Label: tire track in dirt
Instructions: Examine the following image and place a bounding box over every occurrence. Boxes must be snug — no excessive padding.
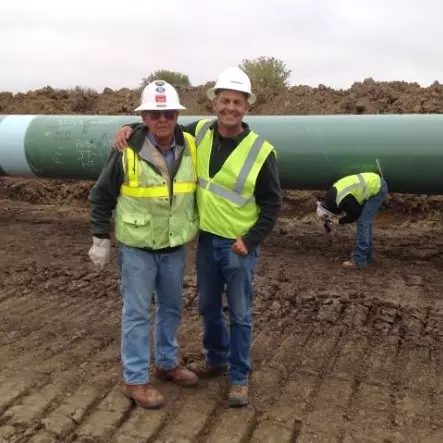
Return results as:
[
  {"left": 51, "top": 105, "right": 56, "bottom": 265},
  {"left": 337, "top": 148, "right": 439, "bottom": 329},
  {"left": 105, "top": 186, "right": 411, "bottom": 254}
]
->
[
  {"left": 0, "top": 303, "right": 120, "bottom": 376},
  {"left": 0, "top": 345, "right": 122, "bottom": 443},
  {"left": 0, "top": 296, "right": 106, "bottom": 349}
]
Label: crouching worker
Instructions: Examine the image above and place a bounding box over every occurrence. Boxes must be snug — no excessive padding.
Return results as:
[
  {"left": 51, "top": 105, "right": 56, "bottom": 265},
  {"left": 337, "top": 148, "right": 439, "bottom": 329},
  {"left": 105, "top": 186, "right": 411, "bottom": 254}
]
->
[
  {"left": 87, "top": 80, "right": 199, "bottom": 409},
  {"left": 316, "top": 172, "right": 388, "bottom": 270}
]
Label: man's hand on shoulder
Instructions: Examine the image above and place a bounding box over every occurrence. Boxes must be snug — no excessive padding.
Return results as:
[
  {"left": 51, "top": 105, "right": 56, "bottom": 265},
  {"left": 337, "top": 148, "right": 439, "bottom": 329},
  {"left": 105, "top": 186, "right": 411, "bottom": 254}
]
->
[{"left": 114, "top": 126, "right": 134, "bottom": 151}]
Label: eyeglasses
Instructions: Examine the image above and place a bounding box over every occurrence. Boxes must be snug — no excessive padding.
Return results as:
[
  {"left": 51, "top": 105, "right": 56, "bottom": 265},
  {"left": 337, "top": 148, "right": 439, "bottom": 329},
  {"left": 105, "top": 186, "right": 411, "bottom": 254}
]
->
[{"left": 146, "top": 111, "right": 177, "bottom": 121}]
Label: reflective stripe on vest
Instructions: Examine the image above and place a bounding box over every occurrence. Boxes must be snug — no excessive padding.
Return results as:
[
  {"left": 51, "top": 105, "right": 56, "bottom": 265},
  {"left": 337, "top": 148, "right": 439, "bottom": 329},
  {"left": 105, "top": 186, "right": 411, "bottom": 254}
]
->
[
  {"left": 335, "top": 173, "right": 369, "bottom": 205},
  {"left": 197, "top": 136, "right": 265, "bottom": 207},
  {"left": 184, "top": 132, "right": 197, "bottom": 182},
  {"left": 198, "top": 177, "right": 254, "bottom": 206},
  {"left": 195, "top": 120, "right": 214, "bottom": 146},
  {"left": 121, "top": 141, "right": 196, "bottom": 198},
  {"left": 195, "top": 121, "right": 265, "bottom": 207}
]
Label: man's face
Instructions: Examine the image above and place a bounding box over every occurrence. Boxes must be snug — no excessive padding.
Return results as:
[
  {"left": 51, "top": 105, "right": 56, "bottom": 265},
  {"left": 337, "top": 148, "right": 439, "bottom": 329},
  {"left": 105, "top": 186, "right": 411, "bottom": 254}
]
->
[
  {"left": 142, "top": 110, "right": 178, "bottom": 139},
  {"left": 212, "top": 90, "right": 249, "bottom": 128}
]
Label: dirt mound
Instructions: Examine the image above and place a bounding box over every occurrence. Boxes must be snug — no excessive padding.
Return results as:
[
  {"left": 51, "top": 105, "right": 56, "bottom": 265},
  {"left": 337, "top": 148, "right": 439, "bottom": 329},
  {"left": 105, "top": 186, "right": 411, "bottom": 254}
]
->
[
  {"left": 1, "top": 78, "right": 443, "bottom": 116},
  {"left": 0, "top": 177, "right": 93, "bottom": 207},
  {"left": 2, "top": 178, "right": 443, "bottom": 228}
]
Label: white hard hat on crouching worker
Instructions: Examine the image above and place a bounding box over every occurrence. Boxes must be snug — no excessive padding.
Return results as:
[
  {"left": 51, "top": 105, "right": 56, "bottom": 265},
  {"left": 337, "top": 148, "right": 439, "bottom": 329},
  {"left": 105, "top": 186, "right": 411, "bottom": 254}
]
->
[
  {"left": 316, "top": 201, "right": 335, "bottom": 220},
  {"left": 134, "top": 80, "right": 186, "bottom": 112},
  {"left": 207, "top": 67, "right": 256, "bottom": 105}
]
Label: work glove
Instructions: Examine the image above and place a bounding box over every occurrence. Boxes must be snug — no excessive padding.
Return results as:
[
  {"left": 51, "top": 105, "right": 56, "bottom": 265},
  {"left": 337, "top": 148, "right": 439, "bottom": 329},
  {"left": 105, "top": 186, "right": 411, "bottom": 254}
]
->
[{"left": 88, "top": 236, "right": 111, "bottom": 269}]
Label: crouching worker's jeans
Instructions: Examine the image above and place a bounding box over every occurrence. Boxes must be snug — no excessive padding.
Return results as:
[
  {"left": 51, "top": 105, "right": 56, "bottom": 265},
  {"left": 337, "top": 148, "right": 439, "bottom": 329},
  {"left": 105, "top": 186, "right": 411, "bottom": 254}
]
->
[
  {"left": 117, "top": 243, "right": 186, "bottom": 385},
  {"left": 352, "top": 178, "right": 388, "bottom": 265}
]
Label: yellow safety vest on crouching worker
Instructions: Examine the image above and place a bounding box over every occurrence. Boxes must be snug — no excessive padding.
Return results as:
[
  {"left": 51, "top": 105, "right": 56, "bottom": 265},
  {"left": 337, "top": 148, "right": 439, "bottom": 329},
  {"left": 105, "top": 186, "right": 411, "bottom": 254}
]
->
[
  {"left": 195, "top": 119, "right": 276, "bottom": 239},
  {"left": 114, "top": 132, "right": 199, "bottom": 249},
  {"left": 334, "top": 172, "right": 381, "bottom": 206}
]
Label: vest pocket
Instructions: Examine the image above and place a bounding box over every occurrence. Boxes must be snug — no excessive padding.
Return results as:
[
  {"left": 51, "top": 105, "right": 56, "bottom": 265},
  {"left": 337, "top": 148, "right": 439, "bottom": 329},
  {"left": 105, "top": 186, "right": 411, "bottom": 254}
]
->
[
  {"left": 121, "top": 213, "right": 152, "bottom": 247},
  {"left": 122, "top": 213, "right": 150, "bottom": 226}
]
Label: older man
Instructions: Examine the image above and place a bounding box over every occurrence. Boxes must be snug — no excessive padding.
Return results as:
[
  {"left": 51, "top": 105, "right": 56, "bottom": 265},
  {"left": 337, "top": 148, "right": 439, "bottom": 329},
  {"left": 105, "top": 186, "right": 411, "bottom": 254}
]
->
[
  {"left": 88, "top": 80, "right": 199, "bottom": 409},
  {"left": 113, "top": 67, "right": 282, "bottom": 407}
]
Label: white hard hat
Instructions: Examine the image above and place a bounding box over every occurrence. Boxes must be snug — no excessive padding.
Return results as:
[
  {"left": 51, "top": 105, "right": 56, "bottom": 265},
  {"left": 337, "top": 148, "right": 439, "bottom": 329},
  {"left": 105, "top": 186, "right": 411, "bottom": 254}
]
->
[
  {"left": 134, "top": 80, "right": 186, "bottom": 112},
  {"left": 316, "top": 201, "right": 335, "bottom": 220},
  {"left": 207, "top": 67, "right": 256, "bottom": 105}
]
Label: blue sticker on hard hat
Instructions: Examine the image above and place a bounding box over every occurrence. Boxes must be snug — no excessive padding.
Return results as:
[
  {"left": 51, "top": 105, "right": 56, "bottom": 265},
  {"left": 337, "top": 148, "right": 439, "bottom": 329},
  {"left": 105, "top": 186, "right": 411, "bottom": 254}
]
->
[
  {"left": 156, "top": 86, "right": 165, "bottom": 93},
  {"left": 155, "top": 80, "right": 165, "bottom": 86}
]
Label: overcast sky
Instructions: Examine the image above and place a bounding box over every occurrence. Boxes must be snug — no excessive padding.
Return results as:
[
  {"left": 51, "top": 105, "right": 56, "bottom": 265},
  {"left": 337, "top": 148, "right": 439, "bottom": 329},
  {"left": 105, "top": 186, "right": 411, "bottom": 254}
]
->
[{"left": 1, "top": 0, "right": 441, "bottom": 93}]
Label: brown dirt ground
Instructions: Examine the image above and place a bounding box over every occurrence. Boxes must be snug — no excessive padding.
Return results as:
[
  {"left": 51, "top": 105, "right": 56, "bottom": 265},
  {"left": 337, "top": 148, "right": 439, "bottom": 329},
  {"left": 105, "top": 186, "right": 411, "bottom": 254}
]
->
[{"left": 1, "top": 83, "right": 443, "bottom": 442}]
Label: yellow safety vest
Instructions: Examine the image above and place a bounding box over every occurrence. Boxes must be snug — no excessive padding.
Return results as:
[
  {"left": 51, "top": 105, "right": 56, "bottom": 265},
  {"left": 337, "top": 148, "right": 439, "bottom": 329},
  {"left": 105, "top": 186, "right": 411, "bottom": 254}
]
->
[
  {"left": 195, "top": 119, "right": 275, "bottom": 239},
  {"left": 334, "top": 172, "right": 381, "bottom": 205},
  {"left": 114, "top": 132, "right": 198, "bottom": 249}
]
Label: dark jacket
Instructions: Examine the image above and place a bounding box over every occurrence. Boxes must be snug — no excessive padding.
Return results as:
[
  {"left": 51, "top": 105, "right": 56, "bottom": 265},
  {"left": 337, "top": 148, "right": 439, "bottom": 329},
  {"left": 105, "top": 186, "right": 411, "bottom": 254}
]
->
[
  {"left": 324, "top": 187, "right": 363, "bottom": 224},
  {"left": 126, "top": 119, "right": 282, "bottom": 251},
  {"left": 89, "top": 125, "right": 188, "bottom": 248}
]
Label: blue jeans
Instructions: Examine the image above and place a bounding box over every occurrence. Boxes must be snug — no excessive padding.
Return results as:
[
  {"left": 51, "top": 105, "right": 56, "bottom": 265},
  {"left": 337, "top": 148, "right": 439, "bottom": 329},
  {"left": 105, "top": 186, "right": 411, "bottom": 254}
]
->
[
  {"left": 352, "top": 178, "right": 388, "bottom": 265},
  {"left": 196, "top": 232, "right": 259, "bottom": 385},
  {"left": 117, "top": 244, "right": 186, "bottom": 385}
]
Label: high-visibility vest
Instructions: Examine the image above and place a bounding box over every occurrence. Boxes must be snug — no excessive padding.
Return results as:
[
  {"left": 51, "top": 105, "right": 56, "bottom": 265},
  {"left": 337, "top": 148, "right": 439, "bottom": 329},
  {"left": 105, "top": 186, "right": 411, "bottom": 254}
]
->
[
  {"left": 334, "top": 172, "right": 381, "bottom": 205},
  {"left": 195, "top": 119, "right": 275, "bottom": 238},
  {"left": 114, "top": 132, "right": 198, "bottom": 249}
]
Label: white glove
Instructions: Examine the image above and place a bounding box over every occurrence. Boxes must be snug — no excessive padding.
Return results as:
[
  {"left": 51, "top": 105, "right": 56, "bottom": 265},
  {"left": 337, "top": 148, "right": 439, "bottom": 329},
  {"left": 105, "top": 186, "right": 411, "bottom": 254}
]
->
[{"left": 88, "top": 236, "right": 111, "bottom": 269}]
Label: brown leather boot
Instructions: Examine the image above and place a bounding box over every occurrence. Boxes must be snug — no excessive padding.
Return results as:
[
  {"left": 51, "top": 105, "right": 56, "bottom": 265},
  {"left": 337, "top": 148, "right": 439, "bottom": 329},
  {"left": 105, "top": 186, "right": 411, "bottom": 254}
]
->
[
  {"left": 155, "top": 366, "right": 199, "bottom": 387},
  {"left": 120, "top": 382, "right": 164, "bottom": 409},
  {"left": 342, "top": 259, "right": 367, "bottom": 270},
  {"left": 228, "top": 384, "right": 249, "bottom": 407}
]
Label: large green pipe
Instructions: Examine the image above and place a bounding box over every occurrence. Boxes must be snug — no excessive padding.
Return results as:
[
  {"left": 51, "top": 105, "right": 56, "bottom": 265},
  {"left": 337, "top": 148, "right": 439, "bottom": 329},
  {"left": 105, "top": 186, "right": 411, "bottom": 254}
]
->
[{"left": 0, "top": 114, "right": 442, "bottom": 194}]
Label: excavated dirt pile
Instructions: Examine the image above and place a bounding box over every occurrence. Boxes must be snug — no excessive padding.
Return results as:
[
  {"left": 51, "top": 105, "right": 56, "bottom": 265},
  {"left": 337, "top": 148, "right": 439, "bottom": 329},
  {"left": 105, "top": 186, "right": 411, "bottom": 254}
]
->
[
  {"left": 1, "top": 81, "right": 443, "bottom": 443},
  {"left": 1, "top": 78, "right": 443, "bottom": 116}
]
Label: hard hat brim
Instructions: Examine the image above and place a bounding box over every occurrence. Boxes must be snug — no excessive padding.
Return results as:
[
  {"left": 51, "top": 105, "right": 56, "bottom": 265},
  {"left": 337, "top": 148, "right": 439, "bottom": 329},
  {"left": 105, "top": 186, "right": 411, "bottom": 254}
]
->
[
  {"left": 134, "top": 104, "right": 187, "bottom": 112},
  {"left": 207, "top": 87, "right": 256, "bottom": 105},
  {"left": 316, "top": 201, "right": 336, "bottom": 219}
]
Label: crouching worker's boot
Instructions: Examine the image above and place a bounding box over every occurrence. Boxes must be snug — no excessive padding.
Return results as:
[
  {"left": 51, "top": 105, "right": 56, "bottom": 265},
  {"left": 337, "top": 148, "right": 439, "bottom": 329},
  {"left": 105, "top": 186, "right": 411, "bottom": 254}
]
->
[
  {"left": 120, "top": 382, "right": 164, "bottom": 409},
  {"left": 228, "top": 384, "right": 249, "bottom": 407},
  {"left": 342, "top": 259, "right": 367, "bottom": 270}
]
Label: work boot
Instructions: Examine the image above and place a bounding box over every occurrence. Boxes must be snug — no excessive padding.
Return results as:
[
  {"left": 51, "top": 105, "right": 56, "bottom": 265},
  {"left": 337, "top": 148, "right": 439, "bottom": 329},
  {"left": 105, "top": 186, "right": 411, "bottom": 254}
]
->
[
  {"left": 120, "top": 382, "right": 164, "bottom": 409},
  {"left": 187, "top": 361, "right": 228, "bottom": 379},
  {"left": 155, "top": 365, "right": 199, "bottom": 387},
  {"left": 228, "top": 384, "right": 249, "bottom": 407},
  {"left": 342, "top": 259, "right": 367, "bottom": 270}
]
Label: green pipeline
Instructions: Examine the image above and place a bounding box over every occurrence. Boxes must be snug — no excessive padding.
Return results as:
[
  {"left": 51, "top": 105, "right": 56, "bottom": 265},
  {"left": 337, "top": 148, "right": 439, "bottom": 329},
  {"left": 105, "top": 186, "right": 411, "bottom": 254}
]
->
[{"left": 0, "top": 114, "right": 442, "bottom": 194}]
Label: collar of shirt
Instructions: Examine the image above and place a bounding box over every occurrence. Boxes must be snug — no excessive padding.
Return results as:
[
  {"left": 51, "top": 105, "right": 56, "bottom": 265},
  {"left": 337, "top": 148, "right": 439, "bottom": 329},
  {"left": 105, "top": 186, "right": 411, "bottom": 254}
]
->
[
  {"left": 146, "top": 132, "right": 176, "bottom": 155},
  {"left": 210, "top": 120, "right": 251, "bottom": 143}
]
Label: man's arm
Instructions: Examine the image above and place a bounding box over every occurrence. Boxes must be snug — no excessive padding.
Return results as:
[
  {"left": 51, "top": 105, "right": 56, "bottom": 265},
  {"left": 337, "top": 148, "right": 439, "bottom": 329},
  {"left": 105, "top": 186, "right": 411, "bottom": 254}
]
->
[
  {"left": 88, "top": 150, "right": 124, "bottom": 238},
  {"left": 114, "top": 122, "right": 143, "bottom": 150},
  {"left": 337, "top": 195, "right": 362, "bottom": 224},
  {"left": 242, "top": 151, "right": 282, "bottom": 252}
]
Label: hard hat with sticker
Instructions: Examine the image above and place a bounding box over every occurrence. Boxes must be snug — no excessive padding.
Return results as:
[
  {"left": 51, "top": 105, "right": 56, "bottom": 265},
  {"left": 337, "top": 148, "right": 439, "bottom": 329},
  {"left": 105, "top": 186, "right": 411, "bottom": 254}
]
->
[{"left": 134, "top": 81, "right": 186, "bottom": 111}]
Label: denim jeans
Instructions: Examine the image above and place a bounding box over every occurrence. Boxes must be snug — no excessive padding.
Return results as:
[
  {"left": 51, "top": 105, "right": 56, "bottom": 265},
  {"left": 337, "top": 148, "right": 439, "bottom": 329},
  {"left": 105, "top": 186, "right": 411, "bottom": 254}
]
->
[
  {"left": 196, "top": 232, "right": 259, "bottom": 385},
  {"left": 117, "top": 243, "right": 186, "bottom": 385},
  {"left": 352, "top": 178, "right": 388, "bottom": 265}
]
